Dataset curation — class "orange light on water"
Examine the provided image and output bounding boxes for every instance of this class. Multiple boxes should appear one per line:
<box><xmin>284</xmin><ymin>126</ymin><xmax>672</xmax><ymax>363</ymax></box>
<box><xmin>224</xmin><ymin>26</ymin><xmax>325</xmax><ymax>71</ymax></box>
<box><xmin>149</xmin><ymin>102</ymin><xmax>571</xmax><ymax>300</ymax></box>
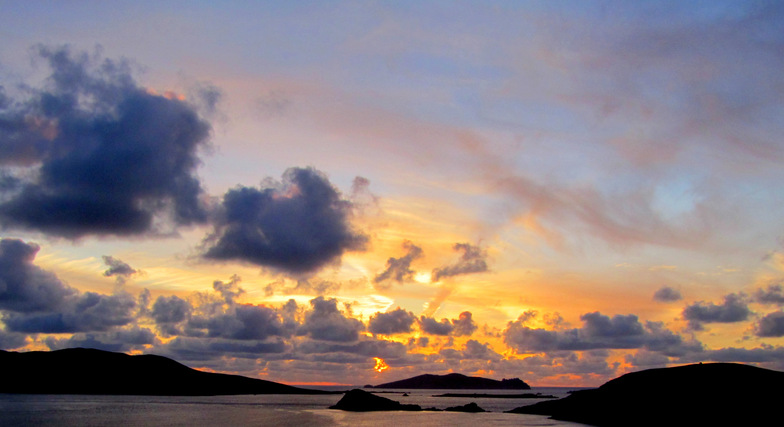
<box><xmin>373</xmin><ymin>357</ymin><xmax>389</xmax><ymax>373</ymax></box>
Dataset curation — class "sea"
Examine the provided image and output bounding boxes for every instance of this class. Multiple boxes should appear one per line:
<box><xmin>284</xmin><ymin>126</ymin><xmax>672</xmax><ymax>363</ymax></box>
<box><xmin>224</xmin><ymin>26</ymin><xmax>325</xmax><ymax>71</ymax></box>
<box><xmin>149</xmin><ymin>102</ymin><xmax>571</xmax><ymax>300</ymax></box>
<box><xmin>0</xmin><ymin>387</ymin><xmax>591</xmax><ymax>426</ymax></box>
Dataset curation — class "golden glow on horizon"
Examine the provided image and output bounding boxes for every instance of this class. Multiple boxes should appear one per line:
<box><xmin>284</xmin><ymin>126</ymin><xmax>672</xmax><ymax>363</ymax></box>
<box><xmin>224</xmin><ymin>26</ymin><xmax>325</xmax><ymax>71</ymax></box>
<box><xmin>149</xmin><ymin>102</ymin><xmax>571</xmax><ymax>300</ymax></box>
<box><xmin>373</xmin><ymin>357</ymin><xmax>389</xmax><ymax>373</ymax></box>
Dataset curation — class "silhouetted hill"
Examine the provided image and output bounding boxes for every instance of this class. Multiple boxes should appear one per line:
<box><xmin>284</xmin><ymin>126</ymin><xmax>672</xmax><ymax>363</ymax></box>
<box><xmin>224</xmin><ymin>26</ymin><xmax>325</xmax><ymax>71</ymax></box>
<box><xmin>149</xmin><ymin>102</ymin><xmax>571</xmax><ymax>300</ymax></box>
<box><xmin>0</xmin><ymin>348</ymin><xmax>330</xmax><ymax>396</ymax></box>
<box><xmin>509</xmin><ymin>362</ymin><xmax>784</xmax><ymax>426</ymax></box>
<box><xmin>368</xmin><ymin>372</ymin><xmax>530</xmax><ymax>389</ymax></box>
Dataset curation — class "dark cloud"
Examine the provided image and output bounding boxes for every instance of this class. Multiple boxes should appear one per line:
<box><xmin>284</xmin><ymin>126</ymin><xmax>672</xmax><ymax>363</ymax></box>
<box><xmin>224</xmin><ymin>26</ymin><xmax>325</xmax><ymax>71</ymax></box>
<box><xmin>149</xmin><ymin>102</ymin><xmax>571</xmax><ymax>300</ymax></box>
<box><xmin>754</xmin><ymin>284</ymin><xmax>784</xmax><ymax>305</ymax></box>
<box><xmin>102</xmin><ymin>255</ymin><xmax>139</xmax><ymax>285</ymax></box>
<box><xmin>653</xmin><ymin>286</ymin><xmax>682</xmax><ymax>302</ymax></box>
<box><xmin>451</xmin><ymin>311</ymin><xmax>477</xmax><ymax>336</ymax></box>
<box><xmin>297</xmin><ymin>296</ymin><xmax>364</xmax><ymax>342</ymax></box>
<box><xmin>0</xmin><ymin>329</ymin><xmax>27</xmax><ymax>350</ymax></box>
<box><xmin>682</xmin><ymin>293</ymin><xmax>751</xmax><ymax>330</ymax></box>
<box><xmin>0</xmin><ymin>45</ymin><xmax>212</xmax><ymax>238</ymax></box>
<box><xmin>373</xmin><ymin>240</ymin><xmax>422</xmax><ymax>288</ymax></box>
<box><xmin>4</xmin><ymin>291</ymin><xmax>137</xmax><ymax>333</ymax></box>
<box><xmin>431</xmin><ymin>243</ymin><xmax>488</xmax><ymax>281</ymax></box>
<box><xmin>755</xmin><ymin>311</ymin><xmax>784</xmax><ymax>337</ymax></box>
<box><xmin>368</xmin><ymin>308</ymin><xmax>416</xmax><ymax>335</ymax></box>
<box><xmin>0</xmin><ymin>239</ymin><xmax>137</xmax><ymax>334</ymax></box>
<box><xmin>504</xmin><ymin>311</ymin><xmax>698</xmax><ymax>354</ymax></box>
<box><xmin>440</xmin><ymin>339</ymin><xmax>502</xmax><ymax>361</ymax></box>
<box><xmin>201</xmin><ymin>167</ymin><xmax>368</xmax><ymax>275</ymax></box>
<box><xmin>0</xmin><ymin>238</ymin><xmax>77</xmax><ymax>313</ymax></box>
<box><xmin>418</xmin><ymin>311</ymin><xmax>477</xmax><ymax>336</ymax></box>
<box><xmin>418</xmin><ymin>316</ymin><xmax>454</xmax><ymax>335</ymax></box>
<box><xmin>45</xmin><ymin>327</ymin><xmax>157</xmax><ymax>352</ymax></box>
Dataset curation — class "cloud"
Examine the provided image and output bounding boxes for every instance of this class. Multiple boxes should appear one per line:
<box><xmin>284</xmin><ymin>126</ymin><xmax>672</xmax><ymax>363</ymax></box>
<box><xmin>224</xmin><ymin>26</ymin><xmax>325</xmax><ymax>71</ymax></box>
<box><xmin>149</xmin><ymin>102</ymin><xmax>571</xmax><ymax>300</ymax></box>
<box><xmin>0</xmin><ymin>238</ymin><xmax>77</xmax><ymax>313</ymax></box>
<box><xmin>682</xmin><ymin>293</ymin><xmax>751</xmax><ymax>330</ymax></box>
<box><xmin>504</xmin><ymin>311</ymin><xmax>698</xmax><ymax>354</ymax></box>
<box><xmin>102</xmin><ymin>255</ymin><xmax>139</xmax><ymax>285</ymax></box>
<box><xmin>4</xmin><ymin>290</ymin><xmax>137</xmax><ymax>333</ymax></box>
<box><xmin>451</xmin><ymin>311</ymin><xmax>478</xmax><ymax>336</ymax></box>
<box><xmin>0</xmin><ymin>45</ymin><xmax>212</xmax><ymax>238</ymax></box>
<box><xmin>754</xmin><ymin>284</ymin><xmax>784</xmax><ymax>305</ymax></box>
<box><xmin>200</xmin><ymin>167</ymin><xmax>368</xmax><ymax>275</ymax></box>
<box><xmin>368</xmin><ymin>307</ymin><xmax>416</xmax><ymax>335</ymax></box>
<box><xmin>297</xmin><ymin>296</ymin><xmax>364</xmax><ymax>342</ymax></box>
<box><xmin>418</xmin><ymin>311</ymin><xmax>477</xmax><ymax>336</ymax></box>
<box><xmin>755</xmin><ymin>311</ymin><xmax>784</xmax><ymax>337</ymax></box>
<box><xmin>0</xmin><ymin>330</ymin><xmax>27</xmax><ymax>350</ymax></box>
<box><xmin>431</xmin><ymin>243</ymin><xmax>488</xmax><ymax>281</ymax></box>
<box><xmin>45</xmin><ymin>327</ymin><xmax>157</xmax><ymax>352</ymax></box>
<box><xmin>653</xmin><ymin>286</ymin><xmax>682</xmax><ymax>302</ymax></box>
<box><xmin>373</xmin><ymin>240</ymin><xmax>423</xmax><ymax>288</ymax></box>
<box><xmin>440</xmin><ymin>339</ymin><xmax>502</xmax><ymax>361</ymax></box>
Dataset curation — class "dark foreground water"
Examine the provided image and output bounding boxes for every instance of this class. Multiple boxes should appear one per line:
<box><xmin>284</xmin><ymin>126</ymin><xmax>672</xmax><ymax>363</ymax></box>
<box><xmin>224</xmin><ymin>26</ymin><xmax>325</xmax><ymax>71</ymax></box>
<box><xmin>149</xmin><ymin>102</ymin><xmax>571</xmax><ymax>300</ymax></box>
<box><xmin>0</xmin><ymin>388</ymin><xmax>590</xmax><ymax>426</ymax></box>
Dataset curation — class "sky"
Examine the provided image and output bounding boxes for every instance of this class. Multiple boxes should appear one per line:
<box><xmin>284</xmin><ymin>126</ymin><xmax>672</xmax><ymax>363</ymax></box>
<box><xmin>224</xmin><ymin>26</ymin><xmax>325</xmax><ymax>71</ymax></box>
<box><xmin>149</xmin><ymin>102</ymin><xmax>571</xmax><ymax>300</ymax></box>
<box><xmin>1</xmin><ymin>0</ymin><xmax>784</xmax><ymax>387</ymax></box>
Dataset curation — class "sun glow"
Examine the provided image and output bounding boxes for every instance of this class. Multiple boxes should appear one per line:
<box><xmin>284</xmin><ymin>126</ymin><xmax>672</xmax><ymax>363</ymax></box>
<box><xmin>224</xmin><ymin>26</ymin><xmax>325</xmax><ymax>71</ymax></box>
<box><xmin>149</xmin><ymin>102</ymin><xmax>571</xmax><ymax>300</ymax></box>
<box><xmin>373</xmin><ymin>357</ymin><xmax>389</xmax><ymax>373</ymax></box>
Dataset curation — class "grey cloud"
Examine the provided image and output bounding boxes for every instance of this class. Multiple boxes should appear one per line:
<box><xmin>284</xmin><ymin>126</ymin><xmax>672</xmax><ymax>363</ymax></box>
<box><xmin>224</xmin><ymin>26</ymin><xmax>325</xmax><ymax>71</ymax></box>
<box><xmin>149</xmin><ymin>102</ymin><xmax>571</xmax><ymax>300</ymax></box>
<box><xmin>373</xmin><ymin>240</ymin><xmax>423</xmax><ymax>288</ymax></box>
<box><xmin>0</xmin><ymin>329</ymin><xmax>27</xmax><ymax>350</ymax></box>
<box><xmin>4</xmin><ymin>291</ymin><xmax>137</xmax><ymax>333</ymax></box>
<box><xmin>201</xmin><ymin>167</ymin><xmax>368</xmax><ymax>275</ymax></box>
<box><xmin>653</xmin><ymin>286</ymin><xmax>682</xmax><ymax>302</ymax></box>
<box><xmin>44</xmin><ymin>327</ymin><xmax>156</xmax><ymax>353</ymax></box>
<box><xmin>368</xmin><ymin>308</ymin><xmax>416</xmax><ymax>335</ymax></box>
<box><xmin>754</xmin><ymin>284</ymin><xmax>784</xmax><ymax>305</ymax></box>
<box><xmin>0</xmin><ymin>238</ymin><xmax>77</xmax><ymax>313</ymax></box>
<box><xmin>418</xmin><ymin>316</ymin><xmax>454</xmax><ymax>335</ymax></box>
<box><xmin>418</xmin><ymin>311</ymin><xmax>477</xmax><ymax>336</ymax></box>
<box><xmin>0</xmin><ymin>45</ymin><xmax>212</xmax><ymax>238</ymax></box>
<box><xmin>440</xmin><ymin>339</ymin><xmax>502</xmax><ymax>361</ymax></box>
<box><xmin>755</xmin><ymin>311</ymin><xmax>784</xmax><ymax>337</ymax></box>
<box><xmin>504</xmin><ymin>311</ymin><xmax>697</xmax><ymax>353</ymax></box>
<box><xmin>431</xmin><ymin>243</ymin><xmax>488</xmax><ymax>281</ymax></box>
<box><xmin>451</xmin><ymin>311</ymin><xmax>477</xmax><ymax>336</ymax></box>
<box><xmin>102</xmin><ymin>255</ymin><xmax>138</xmax><ymax>285</ymax></box>
<box><xmin>682</xmin><ymin>293</ymin><xmax>751</xmax><ymax>330</ymax></box>
<box><xmin>298</xmin><ymin>296</ymin><xmax>364</xmax><ymax>342</ymax></box>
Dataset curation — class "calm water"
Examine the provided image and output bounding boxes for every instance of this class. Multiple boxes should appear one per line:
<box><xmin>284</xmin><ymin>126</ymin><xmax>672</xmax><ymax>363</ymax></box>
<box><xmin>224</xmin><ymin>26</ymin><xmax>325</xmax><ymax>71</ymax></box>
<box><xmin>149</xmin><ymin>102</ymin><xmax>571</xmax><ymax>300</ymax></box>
<box><xmin>0</xmin><ymin>388</ymin><xmax>590</xmax><ymax>426</ymax></box>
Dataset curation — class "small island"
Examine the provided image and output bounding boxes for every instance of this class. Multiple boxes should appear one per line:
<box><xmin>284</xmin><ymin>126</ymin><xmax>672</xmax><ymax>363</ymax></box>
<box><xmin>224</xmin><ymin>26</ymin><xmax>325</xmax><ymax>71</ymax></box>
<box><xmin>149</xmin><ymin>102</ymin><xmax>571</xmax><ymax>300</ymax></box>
<box><xmin>366</xmin><ymin>372</ymin><xmax>530</xmax><ymax>389</ymax></box>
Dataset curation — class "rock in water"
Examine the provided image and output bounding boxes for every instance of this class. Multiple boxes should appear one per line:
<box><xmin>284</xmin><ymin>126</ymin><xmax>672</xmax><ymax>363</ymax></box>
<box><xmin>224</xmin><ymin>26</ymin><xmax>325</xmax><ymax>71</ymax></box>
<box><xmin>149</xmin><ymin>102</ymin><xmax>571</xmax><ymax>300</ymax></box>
<box><xmin>445</xmin><ymin>402</ymin><xmax>486</xmax><ymax>412</ymax></box>
<box><xmin>329</xmin><ymin>389</ymin><xmax>422</xmax><ymax>411</ymax></box>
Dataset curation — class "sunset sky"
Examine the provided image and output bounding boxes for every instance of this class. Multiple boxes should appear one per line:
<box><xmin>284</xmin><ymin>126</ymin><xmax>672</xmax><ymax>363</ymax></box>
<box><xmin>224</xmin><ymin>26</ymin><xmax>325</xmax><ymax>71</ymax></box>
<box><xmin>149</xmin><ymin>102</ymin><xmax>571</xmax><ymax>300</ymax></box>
<box><xmin>2</xmin><ymin>1</ymin><xmax>784</xmax><ymax>387</ymax></box>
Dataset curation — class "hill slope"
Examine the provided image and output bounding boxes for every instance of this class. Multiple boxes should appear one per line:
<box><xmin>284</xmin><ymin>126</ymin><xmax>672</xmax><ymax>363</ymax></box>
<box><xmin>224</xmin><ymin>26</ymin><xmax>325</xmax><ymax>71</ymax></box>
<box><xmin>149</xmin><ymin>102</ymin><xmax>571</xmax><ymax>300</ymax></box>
<box><xmin>368</xmin><ymin>372</ymin><xmax>530</xmax><ymax>389</ymax></box>
<box><xmin>510</xmin><ymin>362</ymin><xmax>784</xmax><ymax>426</ymax></box>
<box><xmin>0</xmin><ymin>348</ymin><xmax>328</xmax><ymax>396</ymax></box>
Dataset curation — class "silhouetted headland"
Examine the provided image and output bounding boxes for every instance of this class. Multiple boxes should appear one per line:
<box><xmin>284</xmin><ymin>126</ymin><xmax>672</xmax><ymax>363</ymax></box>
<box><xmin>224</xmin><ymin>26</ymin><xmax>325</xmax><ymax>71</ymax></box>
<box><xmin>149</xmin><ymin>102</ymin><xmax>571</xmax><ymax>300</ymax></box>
<box><xmin>0</xmin><ymin>348</ymin><xmax>331</xmax><ymax>396</ymax></box>
<box><xmin>366</xmin><ymin>372</ymin><xmax>530</xmax><ymax>389</ymax></box>
<box><xmin>508</xmin><ymin>362</ymin><xmax>784</xmax><ymax>426</ymax></box>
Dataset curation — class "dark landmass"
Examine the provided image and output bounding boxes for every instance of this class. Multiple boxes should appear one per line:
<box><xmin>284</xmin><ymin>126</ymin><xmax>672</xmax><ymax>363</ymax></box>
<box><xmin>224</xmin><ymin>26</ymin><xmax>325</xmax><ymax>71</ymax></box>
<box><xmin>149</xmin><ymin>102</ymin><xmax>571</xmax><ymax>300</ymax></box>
<box><xmin>0</xmin><ymin>348</ymin><xmax>331</xmax><ymax>396</ymax></box>
<box><xmin>329</xmin><ymin>389</ymin><xmax>422</xmax><ymax>411</ymax></box>
<box><xmin>367</xmin><ymin>373</ymin><xmax>530</xmax><ymax>389</ymax></box>
<box><xmin>329</xmin><ymin>389</ymin><xmax>487</xmax><ymax>413</ymax></box>
<box><xmin>434</xmin><ymin>392</ymin><xmax>557</xmax><ymax>399</ymax></box>
<box><xmin>445</xmin><ymin>402</ymin><xmax>486</xmax><ymax>412</ymax></box>
<box><xmin>509</xmin><ymin>362</ymin><xmax>784</xmax><ymax>426</ymax></box>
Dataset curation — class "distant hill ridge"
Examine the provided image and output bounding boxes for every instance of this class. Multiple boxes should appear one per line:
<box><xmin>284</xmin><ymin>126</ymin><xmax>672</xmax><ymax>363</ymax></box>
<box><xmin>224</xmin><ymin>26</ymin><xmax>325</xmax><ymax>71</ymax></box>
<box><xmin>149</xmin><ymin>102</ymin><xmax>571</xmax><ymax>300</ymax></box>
<box><xmin>367</xmin><ymin>372</ymin><xmax>530</xmax><ymax>389</ymax></box>
<box><xmin>0</xmin><ymin>348</ymin><xmax>329</xmax><ymax>396</ymax></box>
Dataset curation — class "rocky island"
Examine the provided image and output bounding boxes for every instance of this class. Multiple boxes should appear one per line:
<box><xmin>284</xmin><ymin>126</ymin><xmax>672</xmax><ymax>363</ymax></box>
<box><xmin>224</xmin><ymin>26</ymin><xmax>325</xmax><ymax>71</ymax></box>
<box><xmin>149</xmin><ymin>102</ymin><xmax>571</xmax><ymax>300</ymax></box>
<box><xmin>0</xmin><ymin>348</ymin><xmax>329</xmax><ymax>396</ymax></box>
<box><xmin>366</xmin><ymin>372</ymin><xmax>530</xmax><ymax>389</ymax></box>
<box><xmin>330</xmin><ymin>388</ymin><xmax>487</xmax><ymax>412</ymax></box>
